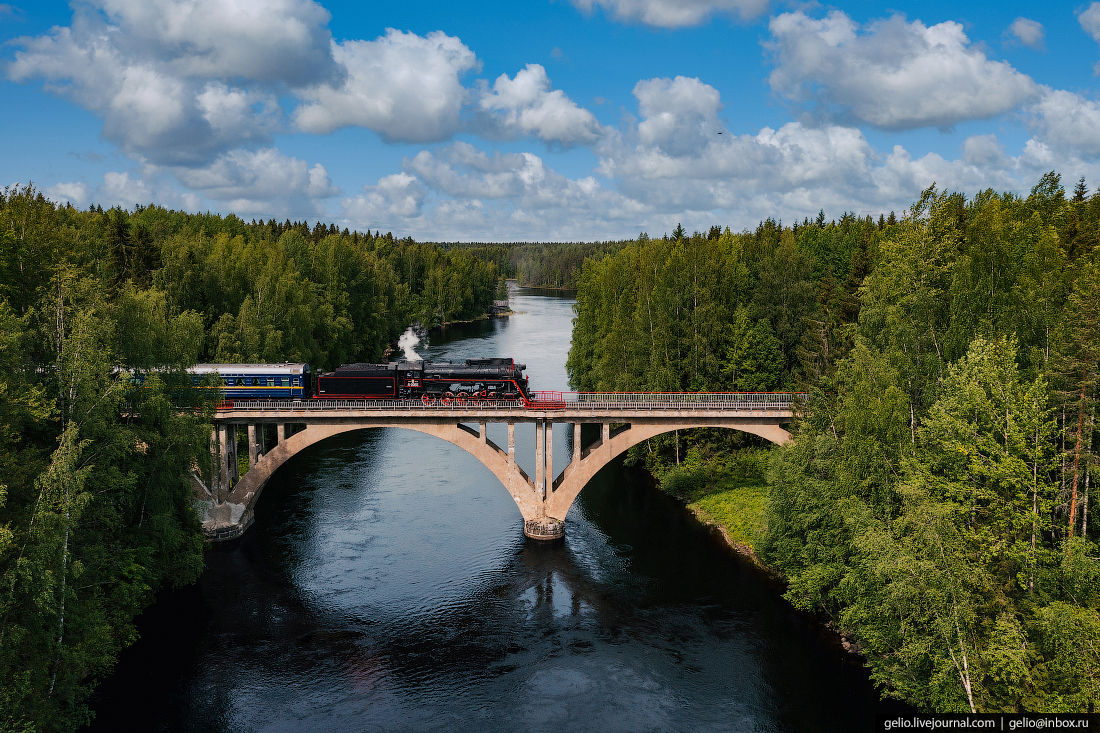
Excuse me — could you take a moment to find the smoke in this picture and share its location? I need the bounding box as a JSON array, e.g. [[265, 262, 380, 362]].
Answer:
[[398, 326, 424, 361]]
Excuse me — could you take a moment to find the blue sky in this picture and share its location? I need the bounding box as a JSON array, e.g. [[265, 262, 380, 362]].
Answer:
[[3, 0, 1100, 241]]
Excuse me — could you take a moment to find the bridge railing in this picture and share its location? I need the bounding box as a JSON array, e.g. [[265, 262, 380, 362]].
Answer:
[[216, 392, 806, 412], [527, 391, 806, 410]]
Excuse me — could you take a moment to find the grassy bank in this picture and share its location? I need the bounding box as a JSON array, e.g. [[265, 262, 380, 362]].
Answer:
[[652, 447, 771, 560]]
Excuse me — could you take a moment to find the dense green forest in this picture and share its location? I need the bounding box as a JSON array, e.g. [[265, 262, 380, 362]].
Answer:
[[0, 187, 507, 731], [566, 174, 1100, 712], [435, 239, 627, 289]]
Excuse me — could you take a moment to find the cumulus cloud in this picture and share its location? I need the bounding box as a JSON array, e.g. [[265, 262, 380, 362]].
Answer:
[[1025, 88, 1100, 157], [569, 0, 768, 28], [293, 29, 479, 142], [47, 171, 158, 209], [341, 143, 648, 240], [342, 173, 429, 226], [475, 64, 604, 146], [632, 76, 723, 156], [46, 181, 92, 208], [1005, 18, 1044, 50], [166, 147, 337, 214], [962, 134, 1009, 168], [89, 0, 337, 84], [766, 10, 1038, 130], [5, 0, 327, 165]]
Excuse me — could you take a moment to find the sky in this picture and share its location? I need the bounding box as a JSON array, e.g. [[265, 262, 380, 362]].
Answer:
[[3, 1, 1100, 241]]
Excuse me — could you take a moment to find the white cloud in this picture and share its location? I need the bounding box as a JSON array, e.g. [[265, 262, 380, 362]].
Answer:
[[165, 148, 337, 214], [341, 143, 648, 240], [5, 2, 309, 165], [766, 11, 1038, 130], [633, 76, 723, 156], [1080, 3, 1100, 42], [1025, 88, 1100, 157], [1006, 18, 1044, 50], [342, 173, 428, 225], [1079, 3, 1100, 74], [569, 0, 768, 28], [475, 64, 604, 146], [92, 0, 338, 84], [962, 134, 1008, 167], [293, 29, 479, 142], [101, 171, 154, 207], [46, 181, 92, 208]]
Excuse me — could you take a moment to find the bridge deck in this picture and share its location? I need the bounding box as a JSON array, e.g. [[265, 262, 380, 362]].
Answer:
[[216, 392, 805, 421]]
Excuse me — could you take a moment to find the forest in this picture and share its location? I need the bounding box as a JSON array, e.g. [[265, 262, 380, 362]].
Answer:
[[4, 169, 1099, 727], [565, 174, 1100, 712], [0, 187, 506, 731]]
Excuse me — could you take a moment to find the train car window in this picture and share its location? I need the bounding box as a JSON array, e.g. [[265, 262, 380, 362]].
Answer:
[[225, 378, 235, 386]]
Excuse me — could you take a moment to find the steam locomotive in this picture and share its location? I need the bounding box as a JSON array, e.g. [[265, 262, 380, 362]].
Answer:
[[315, 358, 530, 403], [185, 358, 531, 403]]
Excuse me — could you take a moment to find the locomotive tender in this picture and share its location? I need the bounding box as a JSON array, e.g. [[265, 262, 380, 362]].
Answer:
[[184, 358, 530, 404]]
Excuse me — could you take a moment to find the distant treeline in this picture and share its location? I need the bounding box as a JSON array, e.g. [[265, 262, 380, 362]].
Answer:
[[0, 189, 510, 731], [428, 240, 626, 289], [567, 173, 1100, 712]]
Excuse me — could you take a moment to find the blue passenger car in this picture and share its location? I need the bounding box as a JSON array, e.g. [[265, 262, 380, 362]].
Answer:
[[190, 363, 311, 400]]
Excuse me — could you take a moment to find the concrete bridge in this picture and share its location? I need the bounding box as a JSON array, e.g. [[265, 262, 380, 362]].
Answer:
[[192, 392, 803, 541]]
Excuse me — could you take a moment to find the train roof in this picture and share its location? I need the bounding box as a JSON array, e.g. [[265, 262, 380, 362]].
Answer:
[[191, 363, 310, 375]]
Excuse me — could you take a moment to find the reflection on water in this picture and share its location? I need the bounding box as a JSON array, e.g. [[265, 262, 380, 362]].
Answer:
[[86, 290, 908, 732]]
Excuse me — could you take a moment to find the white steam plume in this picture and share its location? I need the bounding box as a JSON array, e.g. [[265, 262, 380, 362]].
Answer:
[[398, 327, 423, 361]]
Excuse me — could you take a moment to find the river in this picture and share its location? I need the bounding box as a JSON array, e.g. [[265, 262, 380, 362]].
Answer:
[[85, 288, 908, 732]]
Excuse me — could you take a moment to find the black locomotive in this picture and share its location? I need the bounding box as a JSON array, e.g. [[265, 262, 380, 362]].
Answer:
[[314, 358, 530, 404]]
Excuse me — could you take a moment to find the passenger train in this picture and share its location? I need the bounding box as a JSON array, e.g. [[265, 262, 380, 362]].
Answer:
[[183, 358, 531, 403]]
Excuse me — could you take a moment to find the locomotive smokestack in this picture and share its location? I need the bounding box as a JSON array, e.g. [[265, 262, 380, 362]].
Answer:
[[398, 327, 424, 362]]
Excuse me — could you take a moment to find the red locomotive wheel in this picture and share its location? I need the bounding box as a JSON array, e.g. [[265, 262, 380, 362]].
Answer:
[[421, 394, 432, 406], [441, 392, 454, 407], [456, 393, 468, 406]]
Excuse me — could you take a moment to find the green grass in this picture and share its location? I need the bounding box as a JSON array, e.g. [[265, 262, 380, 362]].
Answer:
[[687, 477, 768, 551]]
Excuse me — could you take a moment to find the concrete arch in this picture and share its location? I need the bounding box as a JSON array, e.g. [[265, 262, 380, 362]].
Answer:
[[224, 420, 542, 521], [544, 420, 790, 521]]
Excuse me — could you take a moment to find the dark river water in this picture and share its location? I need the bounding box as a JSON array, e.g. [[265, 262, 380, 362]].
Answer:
[[86, 289, 906, 732]]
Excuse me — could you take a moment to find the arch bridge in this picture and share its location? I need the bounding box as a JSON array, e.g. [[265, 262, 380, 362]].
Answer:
[[193, 392, 803, 541]]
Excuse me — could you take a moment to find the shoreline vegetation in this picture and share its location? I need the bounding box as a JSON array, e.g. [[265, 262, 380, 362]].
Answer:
[[566, 176, 1100, 713]]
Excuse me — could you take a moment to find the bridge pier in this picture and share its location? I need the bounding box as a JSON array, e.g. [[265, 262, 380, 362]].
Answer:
[[193, 399, 797, 543]]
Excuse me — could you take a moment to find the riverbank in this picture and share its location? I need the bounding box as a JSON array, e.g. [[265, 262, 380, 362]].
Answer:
[[651, 454, 772, 569], [685, 479, 770, 569]]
